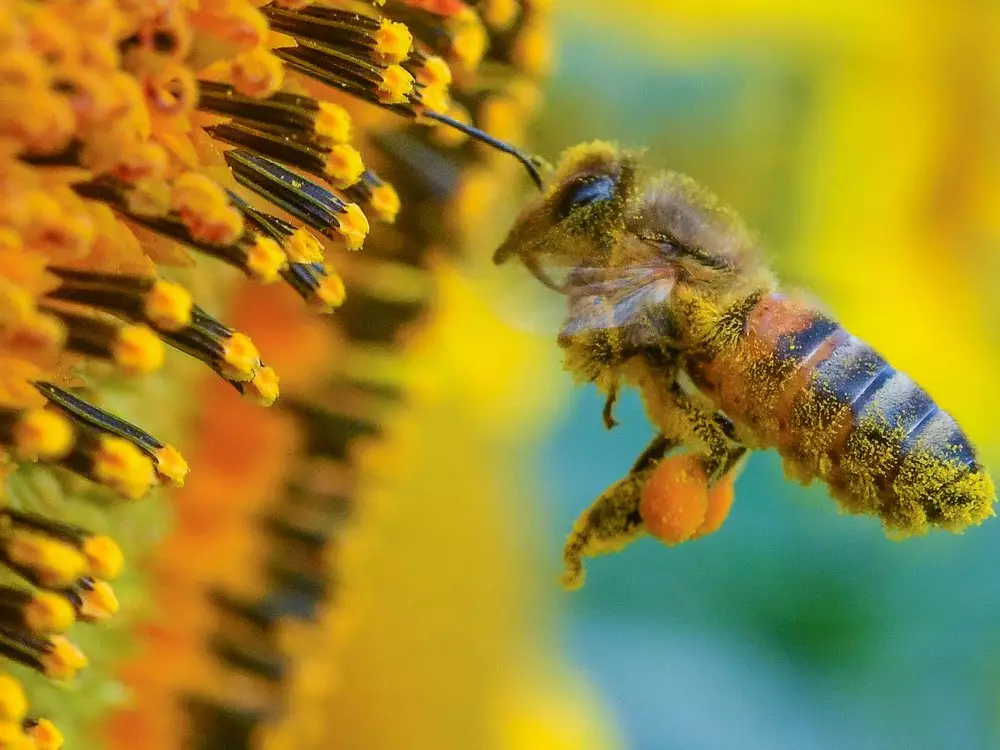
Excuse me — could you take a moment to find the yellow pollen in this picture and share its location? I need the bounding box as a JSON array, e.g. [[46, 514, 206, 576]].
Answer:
[[373, 21, 413, 64], [325, 144, 365, 189], [0, 721, 26, 746], [311, 272, 346, 313], [246, 236, 287, 283], [229, 47, 285, 98], [449, 12, 487, 70], [12, 409, 73, 461], [285, 229, 324, 264], [24, 592, 75, 635], [220, 332, 261, 382], [416, 55, 452, 87], [419, 83, 450, 115], [243, 365, 279, 407], [337, 203, 370, 251], [113, 325, 164, 376], [154, 444, 189, 487], [315, 102, 352, 143], [483, 0, 520, 30], [377, 65, 415, 105], [0, 675, 27, 724], [41, 636, 87, 682], [6, 533, 86, 589], [27, 718, 63, 750], [79, 580, 118, 622], [144, 280, 193, 331], [82, 535, 123, 580], [370, 183, 401, 224], [93, 436, 156, 500]]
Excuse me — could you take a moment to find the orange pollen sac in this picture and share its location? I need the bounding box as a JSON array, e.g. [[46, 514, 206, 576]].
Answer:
[[27, 718, 63, 750], [170, 172, 244, 246], [93, 436, 156, 500], [5, 533, 87, 589], [229, 47, 285, 98], [242, 365, 279, 407], [112, 325, 164, 376], [337, 203, 370, 251], [373, 20, 414, 64], [377, 64, 415, 105], [81, 535, 124, 580], [310, 272, 346, 313], [153, 444, 189, 487], [315, 102, 352, 143], [370, 183, 401, 224], [284, 229, 324, 264], [219, 332, 261, 382], [144, 281, 193, 331], [12, 410, 74, 461], [639, 454, 709, 545], [245, 236, 287, 283], [325, 144, 365, 189], [416, 55, 453, 87], [419, 82, 450, 115], [41, 636, 87, 682], [23, 592, 75, 635], [78, 580, 119, 622]]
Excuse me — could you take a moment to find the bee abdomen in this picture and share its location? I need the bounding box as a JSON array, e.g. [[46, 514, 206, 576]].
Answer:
[[780, 329, 995, 534]]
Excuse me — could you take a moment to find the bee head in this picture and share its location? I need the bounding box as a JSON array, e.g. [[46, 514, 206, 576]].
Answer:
[[493, 141, 637, 290]]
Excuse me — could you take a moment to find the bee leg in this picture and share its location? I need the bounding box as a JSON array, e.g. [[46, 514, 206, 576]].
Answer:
[[602, 385, 619, 429], [669, 384, 744, 483], [562, 433, 677, 590]]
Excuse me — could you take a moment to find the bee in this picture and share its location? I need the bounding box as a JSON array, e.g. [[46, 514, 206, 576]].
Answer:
[[494, 141, 996, 588]]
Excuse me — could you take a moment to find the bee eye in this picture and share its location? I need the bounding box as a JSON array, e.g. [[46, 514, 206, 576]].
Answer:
[[556, 174, 618, 220]]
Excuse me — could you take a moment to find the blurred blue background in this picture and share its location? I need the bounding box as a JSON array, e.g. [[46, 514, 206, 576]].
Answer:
[[526, 3, 1000, 749]]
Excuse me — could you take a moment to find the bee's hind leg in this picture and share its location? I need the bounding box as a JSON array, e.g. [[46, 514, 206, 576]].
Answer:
[[561, 433, 676, 590]]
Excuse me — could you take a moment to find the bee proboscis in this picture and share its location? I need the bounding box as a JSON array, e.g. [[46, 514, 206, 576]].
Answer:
[[495, 141, 996, 588]]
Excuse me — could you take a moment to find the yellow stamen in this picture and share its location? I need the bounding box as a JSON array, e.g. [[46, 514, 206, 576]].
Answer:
[[325, 144, 365, 189], [415, 55, 452, 87], [220, 332, 260, 382], [311, 272, 346, 313], [246, 236, 287, 283], [512, 21, 552, 76], [41, 636, 87, 682], [338, 203, 370, 251], [449, 12, 487, 70], [112, 325, 164, 376], [284, 229, 324, 264], [12, 410, 73, 461], [243, 365, 279, 407], [27, 718, 63, 750], [377, 65, 414, 105], [370, 183, 401, 224], [93, 436, 156, 500], [229, 46, 285, 98], [79, 580, 118, 623], [315, 102, 352, 143], [373, 21, 413, 65], [0, 675, 26, 724], [24, 592, 75, 635], [144, 280, 193, 332], [154, 444, 189, 487], [482, 0, 520, 30], [81, 535, 123, 580], [0, 721, 25, 746], [419, 83, 450, 115], [6, 533, 87, 589]]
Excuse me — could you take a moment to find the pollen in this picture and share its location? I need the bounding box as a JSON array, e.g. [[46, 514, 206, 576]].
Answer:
[[242, 365, 280, 407], [694, 473, 737, 539], [482, 0, 520, 30], [144, 281, 193, 332], [229, 47, 286, 98], [92, 436, 156, 501], [170, 172, 245, 246], [370, 183, 401, 224], [449, 12, 488, 70], [639, 455, 710, 545], [311, 272, 347, 313], [5, 533, 87, 589], [40, 636, 87, 682], [325, 144, 365, 189], [377, 65, 415, 105], [374, 20, 414, 64], [416, 54, 452, 87], [112, 325, 164, 376], [285, 229, 325, 264], [26, 718, 63, 750], [315, 102, 352, 143], [82, 536, 123, 580], [0, 675, 26, 724], [78, 579, 119, 623], [154, 444, 189, 487], [12, 409, 73, 461], [338, 203, 370, 251], [419, 82, 450, 114], [246, 236, 287, 283], [23, 593, 75, 636], [220, 332, 261, 382]]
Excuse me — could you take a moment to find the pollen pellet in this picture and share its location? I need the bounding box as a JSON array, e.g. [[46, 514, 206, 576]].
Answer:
[[639, 455, 709, 545], [694, 473, 737, 539]]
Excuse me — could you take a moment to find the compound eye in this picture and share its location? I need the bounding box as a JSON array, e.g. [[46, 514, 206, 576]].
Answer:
[[556, 174, 618, 220]]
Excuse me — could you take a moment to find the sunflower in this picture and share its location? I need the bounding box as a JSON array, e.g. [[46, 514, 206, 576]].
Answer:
[[0, 1, 612, 748]]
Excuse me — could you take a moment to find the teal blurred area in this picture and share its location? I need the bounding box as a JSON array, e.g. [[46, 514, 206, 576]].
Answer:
[[524, 4, 1000, 749]]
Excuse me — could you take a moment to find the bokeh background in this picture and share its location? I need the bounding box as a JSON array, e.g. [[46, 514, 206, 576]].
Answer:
[[484, 2, 1000, 749]]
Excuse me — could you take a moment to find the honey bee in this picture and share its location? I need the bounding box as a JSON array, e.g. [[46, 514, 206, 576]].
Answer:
[[494, 141, 996, 588]]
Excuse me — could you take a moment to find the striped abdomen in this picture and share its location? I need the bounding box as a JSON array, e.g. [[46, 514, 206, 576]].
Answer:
[[687, 294, 995, 533]]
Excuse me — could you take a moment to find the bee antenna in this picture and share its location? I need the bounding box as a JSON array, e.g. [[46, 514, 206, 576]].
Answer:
[[423, 111, 547, 190]]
